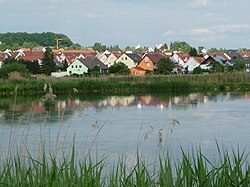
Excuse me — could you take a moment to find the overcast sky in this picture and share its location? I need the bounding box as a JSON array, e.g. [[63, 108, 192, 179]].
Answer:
[[0, 0, 249, 49]]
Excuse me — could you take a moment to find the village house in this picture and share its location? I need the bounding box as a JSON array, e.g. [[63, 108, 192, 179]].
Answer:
[[184, 57, 204, 73], [53, 49, 95, 65], [96, 50, 110, 63], [199, 53, 233, 70], [67, 58, 108, 75], [16, 50, 44, 65], [171, 52, 190, 67], [130, 67, 146, 76], [138, 52, 166, 72], [103, 52, 121, 67], [115, 53, 141, 69], [130, 52, 166, 76]]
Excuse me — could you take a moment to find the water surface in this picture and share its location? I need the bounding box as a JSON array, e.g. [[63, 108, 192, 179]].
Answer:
[[0, 92, 250, 163]]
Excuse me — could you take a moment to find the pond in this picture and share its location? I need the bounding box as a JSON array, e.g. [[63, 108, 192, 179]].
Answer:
[[0, 92, 250, 163]]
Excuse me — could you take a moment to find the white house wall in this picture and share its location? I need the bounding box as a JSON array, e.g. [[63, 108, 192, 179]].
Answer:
[[185, 58, 200, 72], [104, 54, 117, 67], [67, 59, 88, 75], [116, 54, 137, 69]]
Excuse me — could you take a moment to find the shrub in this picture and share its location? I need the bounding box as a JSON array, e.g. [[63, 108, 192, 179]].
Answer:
[[0, 62, 30, 79]]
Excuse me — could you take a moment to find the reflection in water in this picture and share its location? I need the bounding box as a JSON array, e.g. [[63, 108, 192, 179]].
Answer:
[[0, 92, 250, 163], [1, 92, 250, 122]]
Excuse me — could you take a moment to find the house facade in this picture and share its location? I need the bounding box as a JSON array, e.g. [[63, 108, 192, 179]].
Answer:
[[67, 58, 108, 75], [67, 59, 88, 75], [115, 53, 141, 69], [130, 67, 146, 76], [136, 53, 166, 72], [171, 52, 190, 67], [104, 52, 121, 67], [184, 57, 204, 72]]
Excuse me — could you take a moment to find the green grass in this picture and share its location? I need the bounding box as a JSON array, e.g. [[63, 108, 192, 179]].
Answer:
[[0, 146, 249, 186], [1, 72, 250, 95]]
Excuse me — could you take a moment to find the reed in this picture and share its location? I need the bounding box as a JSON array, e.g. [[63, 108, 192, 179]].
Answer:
[[0, 145, 249, 186], [1, 72, 250, 95]]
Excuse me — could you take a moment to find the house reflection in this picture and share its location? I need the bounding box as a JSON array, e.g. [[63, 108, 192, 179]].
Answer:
[[0, 92, 250, 123]]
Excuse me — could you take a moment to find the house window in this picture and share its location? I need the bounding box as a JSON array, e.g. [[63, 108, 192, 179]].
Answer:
[[79, 65, 82, 68], [147, 63, 150, 67], [145, 57, 149, 63], [69, 71, 72, 74], [76, 65, 78, 68], [135, 72, 138, 75], [125, 57, 128, 60]]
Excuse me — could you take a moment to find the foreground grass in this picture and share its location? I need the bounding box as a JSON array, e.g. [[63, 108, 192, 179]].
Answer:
[[0, 147, 249, 187], [1, 72, 250, 95]]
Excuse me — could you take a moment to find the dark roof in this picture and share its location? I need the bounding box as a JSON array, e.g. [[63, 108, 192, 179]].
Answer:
[[79, 58, 108, 70], [145, 53, 166, 63], [227, 52, 243, 59], [132, 67, 146, 71], [54, 59, 64, 68], [126, 53, 142, 62]]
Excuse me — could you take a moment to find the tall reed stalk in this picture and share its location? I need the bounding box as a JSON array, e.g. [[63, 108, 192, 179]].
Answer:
[[0, 145, 249, 186]]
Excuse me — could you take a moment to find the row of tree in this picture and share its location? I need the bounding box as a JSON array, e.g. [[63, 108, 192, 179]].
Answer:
[[0, 32, 74, 51]]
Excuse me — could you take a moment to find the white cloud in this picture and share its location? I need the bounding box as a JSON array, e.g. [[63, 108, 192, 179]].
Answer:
[[198, 0, 211, 6], [216, 24, 250, 33], [190, 28, 214, 35], [189, 0, 212, 7], [163, 31, 176, 36]]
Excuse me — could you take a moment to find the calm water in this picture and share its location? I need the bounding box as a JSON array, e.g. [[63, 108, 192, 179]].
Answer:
[[0, 92, 250, 162]]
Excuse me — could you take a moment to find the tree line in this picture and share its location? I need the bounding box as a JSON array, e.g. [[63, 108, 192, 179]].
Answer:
[[0, 32, 74, 51]]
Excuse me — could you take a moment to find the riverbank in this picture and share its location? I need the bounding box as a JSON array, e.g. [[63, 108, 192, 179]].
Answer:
[[1, 72, 250, 95], [0, 146, 249, 186]]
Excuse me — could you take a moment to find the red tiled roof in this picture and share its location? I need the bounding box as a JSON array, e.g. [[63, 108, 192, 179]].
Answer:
[[18, 51, 44, 61], [112, 52, 122, 58], [176, 52, 190, 61], [192, 57, 204, 64], [239, 51, 250, 57], [64, 55, 76, 64]]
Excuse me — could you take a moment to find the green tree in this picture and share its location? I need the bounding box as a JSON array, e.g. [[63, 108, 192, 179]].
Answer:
[[234, 59, 246, 71], [193, 66, 203, 74], [109, 63, 130, 75], [0, 61, 29, 79], [211, 61, 223, 73], [209, 48, 219, 53], [170, 41, 192, 53], [155, 58, 175, 74], [90, 65, 100, 77], [68, 43, 82, 50], [21, 60, 41, 74], [92, 43, 106, 52], [189, 47, 198, 56], [40, 48, 56, 75], [0, 32, 74, 50], [22, 41, 37, 49]]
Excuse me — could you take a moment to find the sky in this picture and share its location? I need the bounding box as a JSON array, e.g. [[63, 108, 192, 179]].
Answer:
[[0, 0, 250, 49]]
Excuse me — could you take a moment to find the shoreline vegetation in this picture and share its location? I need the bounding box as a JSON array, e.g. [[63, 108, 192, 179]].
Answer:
[[0, 146, 249, 186], [1, 72, 250, 95]]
